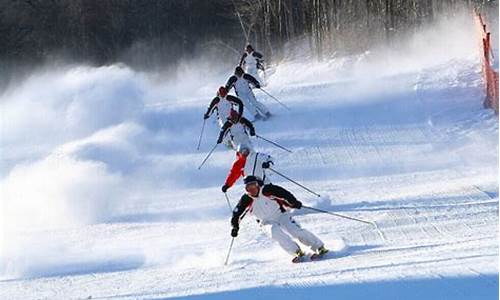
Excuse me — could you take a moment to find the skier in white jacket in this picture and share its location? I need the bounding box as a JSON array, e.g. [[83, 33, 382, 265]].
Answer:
[[239, 44, 265, 85], [216, 111, 256, 151], [230, 175, 329, 263], [204, 87, 244, 145], [204, 86, 244, 128], [226, 66, 271, 121]]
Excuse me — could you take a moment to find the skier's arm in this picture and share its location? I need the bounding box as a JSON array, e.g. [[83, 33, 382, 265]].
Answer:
[[225, 76, 237, 92], [240, 117, 255, 136], [224, 155, 246, 188], [217, 121, 232, 144], [204, 97, 220, 118], [253, 52, 265, 70], [252, 51, 263, 59], [243, 73, 260, 88], [239, 53, 247, 67], [262, 184, 302, 208], [227, 95, 244, 117], [231, 194, 253, 228]]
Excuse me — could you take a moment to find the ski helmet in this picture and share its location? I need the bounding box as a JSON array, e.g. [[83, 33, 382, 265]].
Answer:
[[237, 144, 251, 156], [235, 66, 244, 76], [218, 86, 228, 98], [246, 44, 254, 52], [243, 175, 260, 186]]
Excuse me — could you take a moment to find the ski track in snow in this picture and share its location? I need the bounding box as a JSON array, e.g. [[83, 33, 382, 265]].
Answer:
[[1, 37, 499, 299]]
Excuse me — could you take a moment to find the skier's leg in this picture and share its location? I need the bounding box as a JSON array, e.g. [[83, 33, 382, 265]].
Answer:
[[239, 92, 260, 120], [264, 222, 302, 255], [245, 66, 262, 85], [231, 131, 253, 152], [248, 92, 270, 116], [233, 134, 254, 152], [280, 215, 324, 251], [217, 116, 225, 128]]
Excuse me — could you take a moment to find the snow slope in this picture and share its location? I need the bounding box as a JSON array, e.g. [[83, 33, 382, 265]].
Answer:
[[0, 15, 498, 300]]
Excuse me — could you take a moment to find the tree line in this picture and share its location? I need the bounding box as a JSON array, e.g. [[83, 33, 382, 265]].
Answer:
[[0, 0, 497, 74]]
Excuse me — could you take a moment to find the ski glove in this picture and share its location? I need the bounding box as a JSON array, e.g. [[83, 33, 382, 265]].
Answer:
[[255, 83, 261, 89], [231, 227, 239, 237], [262, 161, 273, 169], [203, 113, 210, 120], [293, 201, 302, 209], [249, 129, 256, 136], [221, 184, 229, 193]]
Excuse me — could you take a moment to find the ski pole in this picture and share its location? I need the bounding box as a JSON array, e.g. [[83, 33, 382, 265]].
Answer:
[[268, 167, 321, 198], [303, 206, 374, 226], [256, 134, 292, 153], [196, 119, 206, 151], [224, 237, 235, 266], [197, 144, 218, 170], [224, 192, 233, 212], [259, 88, 291, 111]]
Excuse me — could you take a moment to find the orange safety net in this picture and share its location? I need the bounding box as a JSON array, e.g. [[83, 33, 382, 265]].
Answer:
[[474, 11, 499, 115]]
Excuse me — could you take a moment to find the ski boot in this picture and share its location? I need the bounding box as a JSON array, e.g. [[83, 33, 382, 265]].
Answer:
[[292, 249, 306, 263], [310, 246, 329, 260]]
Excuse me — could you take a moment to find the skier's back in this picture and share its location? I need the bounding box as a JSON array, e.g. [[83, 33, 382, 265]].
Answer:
[[216, 110, 256, 150], [226, 66, 271, 121], [204, 86, 244, 128], [239, 44, 265, 85]]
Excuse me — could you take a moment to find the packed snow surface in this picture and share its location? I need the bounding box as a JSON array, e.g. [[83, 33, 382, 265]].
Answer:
[[0, 15, 498, 300]]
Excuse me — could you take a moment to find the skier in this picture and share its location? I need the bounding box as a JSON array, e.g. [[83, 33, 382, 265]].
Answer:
[[216, 110, 256, 150], [230, 175, 329, 263], [239, 44, 265, 85], [226, 66, 271, 121], [221, 144, 273, 193], [204, 87, 244, 144]]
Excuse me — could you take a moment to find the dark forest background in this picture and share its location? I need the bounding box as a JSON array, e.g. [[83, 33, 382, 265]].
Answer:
[[0, 0, 497, 81]]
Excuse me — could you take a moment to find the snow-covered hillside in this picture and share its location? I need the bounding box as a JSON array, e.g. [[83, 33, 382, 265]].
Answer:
[[0, 15, 498, 300]]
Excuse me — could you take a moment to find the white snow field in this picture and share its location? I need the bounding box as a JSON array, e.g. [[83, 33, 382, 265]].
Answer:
[[1, 16, 498, 300]]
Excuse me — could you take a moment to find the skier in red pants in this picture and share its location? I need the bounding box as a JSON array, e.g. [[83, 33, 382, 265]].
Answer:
[[221, 144, 273, 193]]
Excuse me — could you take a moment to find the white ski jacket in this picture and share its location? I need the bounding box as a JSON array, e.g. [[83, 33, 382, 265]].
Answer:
[[231, 184, 302, 224]]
